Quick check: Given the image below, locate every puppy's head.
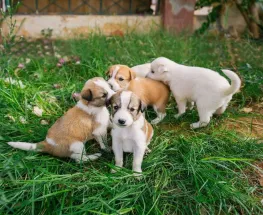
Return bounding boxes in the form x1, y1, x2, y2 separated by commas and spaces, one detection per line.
147, 57, 169, 81
111, 90, 144, 127
106, 65, 136, 91
80, 77, 115, 107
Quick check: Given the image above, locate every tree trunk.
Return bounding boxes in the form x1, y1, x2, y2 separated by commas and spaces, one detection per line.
249, 1, 260, 38
235, 0, 260, 39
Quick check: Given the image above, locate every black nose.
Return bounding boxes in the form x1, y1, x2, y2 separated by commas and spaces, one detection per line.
118, 119, 126, 125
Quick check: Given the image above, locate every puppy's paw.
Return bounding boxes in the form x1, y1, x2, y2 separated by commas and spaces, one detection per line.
102, 147, 111, 153
190, 122, 200, 129
111, 169, 117, 174
174, 113, 182, 119
145, 147, 151, 154
133, 172, 143, 180
151, 118, 161, 125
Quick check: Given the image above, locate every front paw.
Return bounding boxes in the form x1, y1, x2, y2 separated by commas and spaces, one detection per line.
102, 146, 111, 153
133, 171, 143, 180
174, 113, 182, 119
111, 169, 117, 173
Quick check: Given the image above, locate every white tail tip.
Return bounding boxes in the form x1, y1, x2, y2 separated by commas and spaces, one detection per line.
7, 142, 37, 151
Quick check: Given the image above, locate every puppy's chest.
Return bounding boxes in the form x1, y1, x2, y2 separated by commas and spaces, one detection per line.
114, 127, 146, 152
92, 107, 110, 135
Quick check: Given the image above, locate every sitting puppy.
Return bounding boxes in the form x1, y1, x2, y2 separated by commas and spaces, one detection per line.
148, 57, 241, 129
107, 65, 170, 124
110, 90, 153, 175
7, 77, 115, 162
131, 63, 151, 78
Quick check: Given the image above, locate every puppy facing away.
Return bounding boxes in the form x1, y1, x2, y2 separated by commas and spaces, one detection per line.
107, 65, 170, 124
147, 57, 241, 129
7, 77, 115, 162
110, 90, 153, 175
131, 63, 151, 78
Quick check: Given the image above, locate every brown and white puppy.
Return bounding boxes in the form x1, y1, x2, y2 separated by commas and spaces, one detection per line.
7, 77, 115, 162
111, 90, 153, 175
107, 65, 170, 124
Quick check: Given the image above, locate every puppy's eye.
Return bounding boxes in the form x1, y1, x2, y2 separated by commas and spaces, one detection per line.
151, 71, 155, 74
119, 77, 124, 81
102, 93, 107, 98
130, 108, 135, 112
113, 105, 119, 110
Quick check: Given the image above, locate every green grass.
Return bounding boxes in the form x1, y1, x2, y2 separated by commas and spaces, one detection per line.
1, 31, 263, 214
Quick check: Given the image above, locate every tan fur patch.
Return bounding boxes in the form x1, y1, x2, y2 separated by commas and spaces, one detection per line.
141, 119, 153, 144
128, 78, 170, 113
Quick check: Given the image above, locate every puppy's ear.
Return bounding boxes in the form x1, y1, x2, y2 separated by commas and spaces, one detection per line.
138, 100, 146, 113
105, 66, 112, 78
158, 64, 168, 74
81, 89, 93, 101
129, 69, 136, 80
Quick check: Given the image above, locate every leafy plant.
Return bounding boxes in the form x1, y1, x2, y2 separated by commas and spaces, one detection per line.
195, 0, 263, 38
0, 1, 22, 56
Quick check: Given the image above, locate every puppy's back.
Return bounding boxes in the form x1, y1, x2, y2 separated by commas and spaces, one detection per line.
127, 78, 170, 105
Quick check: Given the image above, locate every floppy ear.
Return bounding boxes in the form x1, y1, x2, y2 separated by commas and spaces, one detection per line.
129, 69, 136, 80
158, 64, 168, 74
105, 66, 112, 78
138, 100, 146, 113
81, 89, 93, 101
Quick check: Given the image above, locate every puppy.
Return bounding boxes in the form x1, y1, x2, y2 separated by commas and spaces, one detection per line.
147, 57, 241, 128
7, 77, 115, 162
110, 90, 153, 175
131, 63, 151, 78
107, 65, 170, 124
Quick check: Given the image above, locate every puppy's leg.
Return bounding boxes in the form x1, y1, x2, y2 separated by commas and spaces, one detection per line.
112, 138, 123, 173
94, 134, 109, 151
174, 98, 187, 119
151, 105, 166, 125
191, 108, 212, 129
215, 105, 227, 115
215, 97, 231, 115
70, 142, 101, 162
188, 101, 195, 110
133, 145, 146, 176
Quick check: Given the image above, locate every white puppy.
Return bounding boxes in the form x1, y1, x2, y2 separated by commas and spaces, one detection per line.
110, 91, 153, 175
147, 57, 241, 129
131, 63, 151, 78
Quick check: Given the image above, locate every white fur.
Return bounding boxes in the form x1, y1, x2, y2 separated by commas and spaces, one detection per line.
148, 57, 241, 128
94, 79, 115, 99
70, 141, 101, 162
112, 91, 133, 127
131, 63, 151, 78
111, 91, 151, 175
46, 137, 56, 146
108, 66, 121, 91
112, 114, 148, 174
77, 100, 110, 149
7, 142, 37, 151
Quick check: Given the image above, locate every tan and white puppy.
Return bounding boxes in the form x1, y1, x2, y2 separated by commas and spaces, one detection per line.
131, 63, 151, 78
148, 57, 241, 129
7, 77, 115, 162
110, 91, 153, 175
107, 65, 170, 124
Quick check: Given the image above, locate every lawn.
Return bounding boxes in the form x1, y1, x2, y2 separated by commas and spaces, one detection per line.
0, 31, 263, 214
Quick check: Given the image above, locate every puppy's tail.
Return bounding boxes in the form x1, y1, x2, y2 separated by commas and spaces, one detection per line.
222, 69, 241, 96
7, 141, 43, 152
